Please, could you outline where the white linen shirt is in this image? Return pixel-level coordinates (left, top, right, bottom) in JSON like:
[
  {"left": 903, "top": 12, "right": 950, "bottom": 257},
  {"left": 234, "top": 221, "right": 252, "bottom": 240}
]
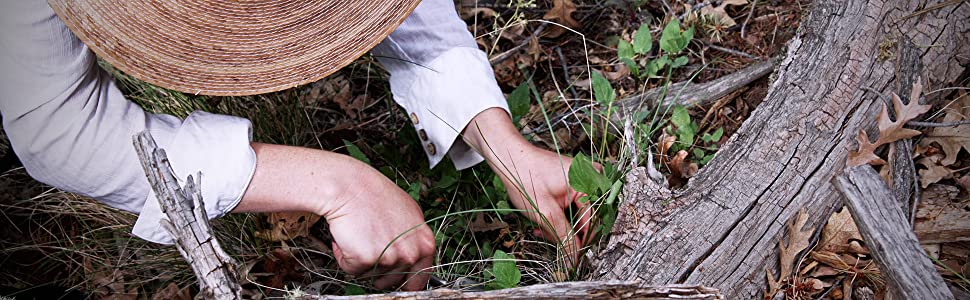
[{"left": 0, "top": 0, "right": 509, "bottom": 244}]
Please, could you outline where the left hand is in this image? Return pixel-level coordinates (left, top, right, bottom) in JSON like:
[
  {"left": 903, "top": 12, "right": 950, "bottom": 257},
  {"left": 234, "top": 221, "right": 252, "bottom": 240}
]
[{"left": 463, "top": 108, "right": 593, "bottom": 267}]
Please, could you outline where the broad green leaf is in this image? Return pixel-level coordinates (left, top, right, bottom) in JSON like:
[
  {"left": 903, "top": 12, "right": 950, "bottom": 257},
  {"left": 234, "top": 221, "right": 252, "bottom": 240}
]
[
  {"left": 489, "top": 250, "right": 521, "bottom": 289},
  {"left": 591, "top": 72, "right": 616, "bottom": 105},
  {"left": 568, "top": 153, "right": 611, "bottom": 195},
  {"left": 434, "top": 175, "right": 458, "bottom": 190},
  {"left": 342, "top": 140, "right": 371, "bottom": 164},
  {"left": 633, "top": 23, "right": 652, "bottom": 54},
  {"left": 605, "top": 180, "right": 623, "bottom": 205},
  {"left": 701, "top": 127, "right": 724, "bottom": 143},
  {"left": 507, "top": 82, "right": 531, "bottom": 122},
  {"left": 496, "top": 200, "right": 511, "bottom": 215},
  {"left": 660, "top": 20, "right": 693, "bottom": 54},
  {"left": 670, "top": 106, "right": 691, "bottom": 129},
  {"left": 671, "top": 55, "right": 689, "bottom": 68},
  {"left": 693, "top": 148, "right": 705, "bottom": 158},
  {"left": 617, "top": 39, "right": 634, "bottom": 60},
  {"left": 701, "top": 153, "right": 716, "bottom": 165},
  {"left": 492, "top": 174, "right": 507, "bottom": 196}
]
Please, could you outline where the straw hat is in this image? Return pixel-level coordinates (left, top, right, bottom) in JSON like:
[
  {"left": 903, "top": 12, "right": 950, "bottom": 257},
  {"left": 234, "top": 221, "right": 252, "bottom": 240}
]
[{"left": 48, "top": 0, "right": 421, "bottom": 96}]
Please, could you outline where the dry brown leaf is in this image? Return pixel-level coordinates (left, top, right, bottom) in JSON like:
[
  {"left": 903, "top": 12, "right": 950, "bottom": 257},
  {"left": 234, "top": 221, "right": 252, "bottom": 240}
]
[
  {"left": 810, "top": 250, "right": 852, "bottom": 270},
  {"left": 468, "top": 212, "right": 509, "bottom": 232},
  {"left": 698, "top": 0, "right": 749, "bottom": 26},
  {"left": 542, "top": 0, "right": 581, "bottom": 38},
  {"left": 818, "top": 207, "right": 863, "bottom": 253},
  {"left": 957, "top": 175, "right": 970, "bottom": 192},
  {"left": 669, "top": 150, "right": 699, "bottom": 178},
  {"left": 847, "top": 82, "right": 931, "bottom": 167},
  {"left": 658, "top": 133, "right": 676, "bottom": 165},
  {"left": 260, "top": 248, "right": 304, "bottom": 289},
  {"left": 917, "top": 156, "right": 954, "bottom": 188},
  {"left": 922, "top": 95, "right": 970, "bottom": 166},
  {"left": 778, "top": 210, "right": 816, "bottom": 281},
  {"left": 255, "top": 212, "right": 322, "bottom": 241}
]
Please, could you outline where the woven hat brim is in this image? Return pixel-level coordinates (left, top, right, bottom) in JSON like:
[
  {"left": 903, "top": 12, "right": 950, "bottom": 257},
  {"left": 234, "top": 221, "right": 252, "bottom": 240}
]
[{"left": 48, "top": 0, "right": 421, "bottom": 96}]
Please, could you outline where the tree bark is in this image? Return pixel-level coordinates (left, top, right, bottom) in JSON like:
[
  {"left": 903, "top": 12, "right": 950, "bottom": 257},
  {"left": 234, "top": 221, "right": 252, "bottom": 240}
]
[
  {"left": 133, "top": 132, "right": 242, "bottom": 300},
  {"left": 589, "top": 0, "right": 969, "bottom": 298},
  {"left": 303, "top": 282, "right": 722, "bottom": 300},
  {"left": 833, "top": 165, "right": 953, "bottom": 299}
]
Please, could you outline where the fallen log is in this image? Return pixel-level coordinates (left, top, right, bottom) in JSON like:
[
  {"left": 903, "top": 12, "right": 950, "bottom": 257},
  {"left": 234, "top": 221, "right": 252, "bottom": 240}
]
[
  {"left": 302, "top": 282, "right": 722, "bottom": 299},
  {"left": 589, "top": 0, "right": 968, "bottom": 298},
  {"left": 833, "top": 165, "right": 953, "bottom": 299}
]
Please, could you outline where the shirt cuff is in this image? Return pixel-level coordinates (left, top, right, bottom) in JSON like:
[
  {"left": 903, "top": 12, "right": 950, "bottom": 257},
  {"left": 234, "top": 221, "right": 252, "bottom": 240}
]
[
  {"left": 131, "top": 111, "right": 257, "bottom": 244},
  {"left": 387, "top": 47, "right": 511, "bottom": 170}
]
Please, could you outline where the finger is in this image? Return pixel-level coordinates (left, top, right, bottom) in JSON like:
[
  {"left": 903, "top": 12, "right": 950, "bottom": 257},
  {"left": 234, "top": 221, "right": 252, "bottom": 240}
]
[
  {"left": 533, "top": 207, "right": 581, "bottom": 267},
  {"left": 332, "top": 241, "right": 365, "bottom": 276},
  {"left": 402, "top": 254, "right": 433, "bottom": 291},
  {"left": 372, "top": 265, "right": 409, "bottom": 290},
  {"left": 571, "top": 191, "right": 594, "bottom": 246}
]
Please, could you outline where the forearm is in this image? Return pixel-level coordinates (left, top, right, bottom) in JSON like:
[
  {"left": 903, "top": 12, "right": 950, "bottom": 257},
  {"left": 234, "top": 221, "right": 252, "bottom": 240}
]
[
  {"left": 233, "top": 143, "right": 361, "bottom": 217},
  {"left": 462, "top": 108, "right": 532, "bottom": 171}
]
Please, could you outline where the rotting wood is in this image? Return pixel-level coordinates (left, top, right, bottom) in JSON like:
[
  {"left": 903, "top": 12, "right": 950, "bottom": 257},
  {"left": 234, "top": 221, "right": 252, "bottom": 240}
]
[
  {"left": 133, "top": 131, "right": 242, "bottom": 300},
  {"left": 589, "top": 0, "right": 969, "bottom": 297},
  {"left": 301, "top": 282, "right": 722, "bottom": 300},
  {"left": 913, "top": 184, "right": 970, "bottom": 244},
  {"left": 833, "top": 165, "right": 953, "bottom": 299}
]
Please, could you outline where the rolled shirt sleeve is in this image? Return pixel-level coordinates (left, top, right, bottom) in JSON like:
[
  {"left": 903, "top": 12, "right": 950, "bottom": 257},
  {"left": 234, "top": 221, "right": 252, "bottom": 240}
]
[
  {"left": 0, "top": 1, "right": 256, "bottom": 244},
  {"left": 372, "top": 0, "right": 511, "bottom": 170}
]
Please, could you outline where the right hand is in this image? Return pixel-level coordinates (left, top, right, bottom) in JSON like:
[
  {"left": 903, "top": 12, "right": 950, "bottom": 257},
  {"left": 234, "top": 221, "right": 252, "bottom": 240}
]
[
  {"left": 324, "top": 158, "right": 436, "bottom": 291},
  {"left": 236, "top": 144, "right": 435, "bottom": 291}
]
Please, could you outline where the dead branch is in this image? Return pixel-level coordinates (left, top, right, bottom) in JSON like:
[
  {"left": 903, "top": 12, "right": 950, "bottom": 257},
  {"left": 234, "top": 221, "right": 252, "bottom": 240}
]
[
  {"left": 133, "top": 131, "right": 242, "bottom": 300},
  {"left": 302, "top": 282, "right": 722, "bottom": 299},
  {"left": 833, "top": 165, "right": 953, "bottom": 299}
]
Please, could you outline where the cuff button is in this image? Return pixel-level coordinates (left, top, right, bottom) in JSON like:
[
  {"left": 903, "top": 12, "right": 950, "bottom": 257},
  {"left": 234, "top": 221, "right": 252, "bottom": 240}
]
[
  {"left": 410, "top": 113, "right": 419, "bottom": 124},
  {"left": 426, "top": 143, "right": 436, "bottom": 155},
  {"left": 418, "top": 129, "right": 428, "bottom": 141}
]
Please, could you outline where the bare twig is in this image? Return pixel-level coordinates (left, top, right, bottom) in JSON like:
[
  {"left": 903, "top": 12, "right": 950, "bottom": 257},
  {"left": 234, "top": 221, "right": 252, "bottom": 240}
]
[
  {"left": 741, "top": 0, "right": 758, "bottom": 38},
  {"left": 489, "top": 23, "right": 549, "bottom": 66},
  {"left": 907, "top": 120, "right": 970, "bottom": 127},
  {"left": 704, "top": 43, "right": 759, "bottom": 60}
]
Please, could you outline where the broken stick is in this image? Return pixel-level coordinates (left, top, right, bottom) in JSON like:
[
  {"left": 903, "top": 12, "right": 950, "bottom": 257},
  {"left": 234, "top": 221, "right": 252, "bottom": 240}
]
[
  {"left": 133, "top": 131, "right": 242, "bottom": 300},
  {"left": 833, "top": 165, "right": 953, "bottom": 300}
]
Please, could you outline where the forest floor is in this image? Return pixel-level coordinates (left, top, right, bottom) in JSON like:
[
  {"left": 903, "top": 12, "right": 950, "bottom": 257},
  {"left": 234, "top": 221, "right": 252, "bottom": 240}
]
[{"left": 1, "top": 0, "right": 967, "bottom": 299}]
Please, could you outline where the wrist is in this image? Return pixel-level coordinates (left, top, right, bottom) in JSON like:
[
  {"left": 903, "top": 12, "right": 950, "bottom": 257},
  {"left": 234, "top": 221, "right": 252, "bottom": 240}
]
[{"left": 463, "top": 108, "right": 531, "bottom": 161}]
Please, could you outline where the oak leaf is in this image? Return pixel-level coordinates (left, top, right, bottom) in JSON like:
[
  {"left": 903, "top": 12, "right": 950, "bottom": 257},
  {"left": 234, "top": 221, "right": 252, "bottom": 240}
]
[
  {"left": 917, "top": 156, "right": 954, "bottom": 188},
  {"left": 542, "top": 0, "right": 581, "bottom": 38},
  {"left": 698, "top": 0, "right": 749, "bottom": 27},
  {"left": 468, "top": 212, "right": 509, "bottom": 233},
  {"left": 255, "top": 211, "right": 322, "bottom": 241},
  {"left": 767, "top": 209, "right": 816, "bottom": 295},
  {"left": 818, "top": 207, "right": 863, "bottom": 253},
  {"left": 669, "top": 150, "right": 698, "bottom": 178},
  {"left": 921, "top": 95, "right": 970, "bottom": 166},
  {"left": 847, "top": 82, "right": 931, "bottom": 167}
]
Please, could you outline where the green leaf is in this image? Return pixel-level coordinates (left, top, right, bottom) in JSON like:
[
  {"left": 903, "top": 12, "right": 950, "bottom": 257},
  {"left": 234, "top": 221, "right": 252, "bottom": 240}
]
[
  {"left": 693, "top": 148, "right": 705, "bottom": 158},
  {"left": 344, "top": 285, "right": 366, "bottom": 296},
  {"left": 496, "top": 200, "right": 511, "bottom": 215},
  {"left": 670, "top": 106, "right": 691, "bottom": 129},
  {"left": 617, "top": 39, "right": 634, "bottom": 60},
  {"left": 407, "top": 182, "right": 421, "bottom": 201},
  {"left": 489, "top": 250, "right": 521, "bottom": 289},
  {"left": 507, "top": 81, "right": 531, "bottom": 122},
  {"left": 568, "top": 153, "right": 611, "bottom": 195},
  {"left": 701, "top": 127, "right": 724, "bottom": 143},
  {"left": 605, "top": 180, "right": 623, "bottom": 205},
  {"left": 342, "top": 140, "right": 371, "bottom": 164},
  {"left": 659, "top": 20, "right": 692, "bottom": 54},
  {"left": 434, "top": 175, "right": 458, "bottom": 190},
  {"left": 645, "top": 55, "right": 670, "bottom": 77},
  {"left": 619, "top": 57, "right": 640, "bottom": 78},
  {"left": 701, "top": 153, "right": 716, "bottom": 165},
  {"left": 671, "top": 55, "right": 689, "bottom": 68},
  {"left": 591, "top": 72, "right": 616, "bottom": 105},
  {"left": 633, "top": 23, "right": 652, "bottom": 54}
]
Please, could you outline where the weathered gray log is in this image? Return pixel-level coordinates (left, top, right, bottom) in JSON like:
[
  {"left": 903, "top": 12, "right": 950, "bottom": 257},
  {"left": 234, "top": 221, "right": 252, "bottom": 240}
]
[
  {"left": 914, "top": 184, "right": 970, "bottom": 243},
  {"left": 617, "top": 57, "right": 779, "bottom": 112},
  {"left": 133, "top": 132, "right": 242, "bottom": 300},
  {"left": 304, "top": 282, "right": 722, "bottom": 299},
  {"left": 833, "top": 165, "right": 953, "bottom": 299},
  {"left": 589, "top": 0, "right": 969, "bottom": 298}
]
